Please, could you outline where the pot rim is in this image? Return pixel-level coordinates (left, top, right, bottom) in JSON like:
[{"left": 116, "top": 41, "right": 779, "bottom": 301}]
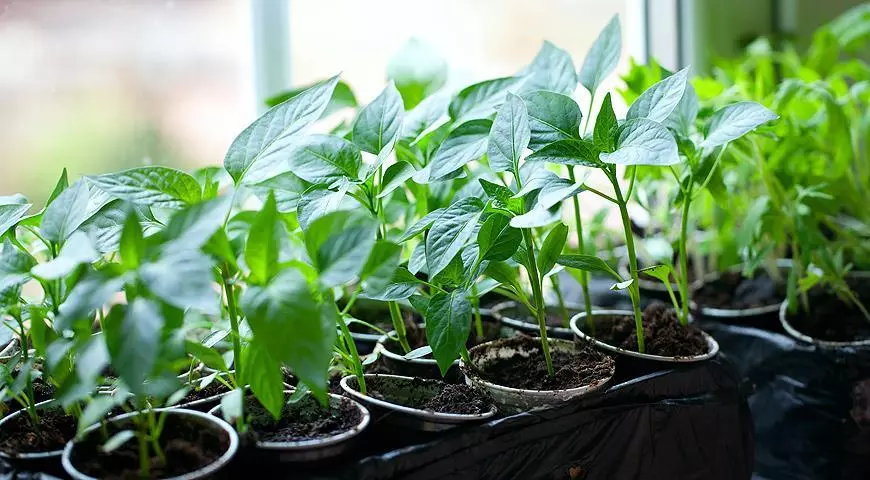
[
  {"left": 62, "top": 407, "right": 239, "bottom": 480},
  {"left": 778, "top": 299, "right": 870, "bottom": 348},
  {"left": 339, "top": 374, "right": 497, "bottom": 423},
  {"left": 0, "top": 399, "right": 66, "bottom": 460},
  {"left": 490, "top": 300, "right": 578, "bottom": 336},
  {"left": 207, "top": 390, "right": 370, "bottom": 450},
  {"left": 459, "top": 337, "right": 614, "bottom": 395},
  {"left": 691, "top": 259, "right": 793, "bottom": 317},
  {"left": 570, "top": 310, "right": 720, "bottom": 362}
]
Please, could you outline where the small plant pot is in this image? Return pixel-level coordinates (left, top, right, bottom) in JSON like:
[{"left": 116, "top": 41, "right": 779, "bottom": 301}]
[
  {"left": 460, "top": 337, "right": 615, "bottom": 413},
  {"left": 62, "top": 408, "right": 238, "bottom": 480},
  {"left": 489, "top": 300, "right": 580, "bottom": 339},
  {"left": 0, "top": 399, "right": 73, "bottom": 477},
  {"left": 208, "top": 390, "right": 370, "bottom": 463},
  {"left": 339, "top": 374, "right": 497, "bottom": 432},
  {"left": 570, "top": 310, "right": 719, "bottom": 379},
  {"left": 779, "top": 299, "right": 870, "bottom": 348}
]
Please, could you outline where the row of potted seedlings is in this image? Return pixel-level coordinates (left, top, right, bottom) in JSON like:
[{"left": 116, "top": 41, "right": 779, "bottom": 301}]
[{"left": 2, "top": 10, "right": 854, "bottom": 477}]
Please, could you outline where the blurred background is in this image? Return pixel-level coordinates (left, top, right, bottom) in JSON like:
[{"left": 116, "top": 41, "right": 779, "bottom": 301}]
[{"left": 0, "top": 0, "right": 865, "bottom": 206}]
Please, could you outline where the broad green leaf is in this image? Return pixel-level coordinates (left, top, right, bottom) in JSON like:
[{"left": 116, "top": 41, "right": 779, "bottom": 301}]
[
  {"left": 557, "top": 253, "right": 621, "bottom": 281},
  {"left": 578, "top": 15, "right": 622, "bottom": 94},
  {"left": 0, "top": 241, "right": 35, "bottom": 292},
  {"left": 627, "top": 67, "right": 689, "bottom": 123},
  {"left": 593, "top": 93, "right": 619, "bottom": 152},
  {"left": 477, "top": 213, "right": 522, "bottom": 261},
  {"left": 240, "top": 267, "right": 335, "bottom": 400},
  {"left": 484, "top": 261, "right": 523, "bottom": 294},
  {"left": 513, "top": 170, "right": 583, "bottom": 209},
  {"left": 520, "top": 41, "right": 577, "bottom": 95},
  {"left": 537, "top": 223, "right": 568, "bottom": 274},
  {"left": 56, "top": 272, "right": 124, "bottom": 331},
  {"left": 250, "top": 171, "right": 311, "bottom": 213},
  {"left": 185, "top": 340, "right": 228, "bottom": 372},
  {"left": 425, "top": 290, "right": 471, "bottom": 376},
  {"left": 448, "top": 76, "right": 524, "bottom": 124},
  {"left": 600, "top": 118, "right": 680, "bottom": 166},
  {"left": 427, "top": 120, "right": 492, "bottom": 182},
  {"left": 509, "top": 204, "right": 560, "bottom": 229},
  {"left": 119, "top": 210, "right": 144, "bottom": 271},
  {"left": 80, "top": 201, "right": 161, "bottom": 254},
  {"left": 701, "top": 102, "right": 779, "bottom": 149},
  {"left": 162, "top": 195, "right": 233, "bottom": 251},
  {"left": 220, "top": 388, "right": 244, "bottom": 424},
  {"left": 0, "top": 199, "right": 31, "bottom": 240},
  {"left": 361, "top": 267, "right": 421, "bottom": 301},
  {"left": 388, "top": 38, "right": 448, "bottom": 109},
  {"left": 264, "top": 78, "right": 356, "bottom": 115},
  {"left": 377, "top": 161, "right": 417, "bottom": 199},
  {"left": 526, "top": 138, "right": 601, "bottom": 167},
  {"left": 296, "top": 183, "right": 353, "bottom": 230},
  {"left": 243, "top": 343, "right": 284, "bottom": 419},
  {"left": 353, "top": 82, "right": 405, "bottom": 155},
  {"left": 638, "top": 264, "right": 673, "bottom": 283},
  {"left": 88, "top": 167, "right": 201, "bottom": 209},
  {"left": 360, "top": 240, "right": 402, "bottom": 293},
  {"left": 401, "top": 91, "right": 450, "bottom": 143},
  {"left": 425, "top": 197, "right": 485, "bottom": 278},
  {"left": 286, "top": 134, "right": 362, "bottom": 186},
  {"left": 102, "top": 430, "right": 136, "bottom": 453},
  {"left": 225, "top": 75, "right": 339, "bottom": 183},
  {"left": 488, "top": 93, "right": 530, "bottom": 175},
  {"left": 523, "top": 90, "right": 582, "bottom": 149},
  {"left": 140, "top": 249, "right": 219, "bottom": 315},
  {"left": 40, "top": 180, "right": 106, "bottom": 244},
  {"left": 479, "top": 179, "right": 522, "bottom": 213},
  {"left": 304, "top": 210, "right": 378, "bottom": 288},
  {"left": 31, "top": 231, "right": 99, "bottom": 280},
  {"left": 398, "top": 207, "right": 446, "bottom": 242},
  {"left": 245, "top": 193, "right": 284, "bottom": 285},
  {"left": 664, "top": 83, "right": 699, "bottom": 138},
  {"left": 104, "top": 300, "right": 164, "bottom": 394}
]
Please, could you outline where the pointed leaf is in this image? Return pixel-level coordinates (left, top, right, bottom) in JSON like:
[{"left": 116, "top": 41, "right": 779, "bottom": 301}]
[
  {"left": 477, "top": 213, "right": 522, "bottom": 261},
  {"left": 448, "top": 76, "right": 524, "bottom": 123},
  {"left": 377, "top": 161, "right": 416, "bottom": 199},
  {"left": 388, "top": 38, "right": 448, "bottom": 109},
  {"left": 353, "top": 82, "right": 405, "bottom": 155},
  {"left": 488, "top": 93, "right": 530, "bottom": 175},
  {"left": 428, "top": 119, "right": 492, "bottom": 181},
  {"left": 118, "top": 210, "right": 144, "bottom": 271},
  {"left": 600, "top": 118, "right": 680, "bottom": 166},
  {"left": 578, "top": 15, "right": 622, "bottom": 94},
  {"left": 245, "top": 193, "right": 284, "bottom": 285},
  {"left": 361, "top": 267, "right": 422, "bottom": 301},
  {"left": 593, "top": 93, "right": 618, "bottom": 152},
  {"left": 537, "top": 223, "right": 568, "bottom": 274},
  {"left": 286, "top": 134, "right": 362, "bottom": 185},
  {"left": 426, "top": 290, "right": 471, "bottom": 376},
  {"left": 557, "top": 254, "right": 621, "bottom": 281},
  {"left": 520, "top": 41, "right": 577, "bottom": 95},
  {"left": 88, "top": 167, "right": 201, "bottom": 209},
  {"left": 526, "top": 138, "right": 602, "bottom": 167},
  {"left": 523, "top": 90, "right": 582, "bottom": 149},
  {"left": 31, "top": 231, "right": 99, "bottom": 280},
  {"left": 304, "top": 210, "right": 378, "bottom": 288},
  {"left": 701, "top": 102, "right": 779, "bottom": 149},
  {"left": 627, "top": 67, "right": 689, "bottom": 123},
  {"left": 104, "top": 300, "right": 164, "bottom": 394},
  {"left": 140, "top": 249, "right": 219, "bottom": 314},
  {"left": 425, "top": 198, "right": 485, "bottom": 278},
  {"left": 243, "top": 343, "right": 284, "bottom": 419}
]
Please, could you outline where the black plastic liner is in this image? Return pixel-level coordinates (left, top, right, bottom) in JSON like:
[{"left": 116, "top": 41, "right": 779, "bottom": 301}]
[{"left": 704, "top": 322, "right": 870, "bottom": 480}]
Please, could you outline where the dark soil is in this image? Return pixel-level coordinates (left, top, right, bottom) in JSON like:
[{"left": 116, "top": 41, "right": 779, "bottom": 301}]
[
  {"left": 70, "top": 413, "right": 229, "bottom": 479},
  {"left": 364, "top": 377, "right": 493, "bottom": 414},
  {"left": 469, "top": 336, "right": 614, "bottom": 390},
  {"left": 695, "top": 270, "right": 785, "bottom": 309},
  {"left": 247, "top": 394, "right": 361, "bottom": 443},
  {"left": 789, "top": 280, "right": 870, "bottom": 342},
  {"left": 593, "top": 303, "right": 709, "bottom": 357},
  {"left": 179, "top": 380, "right": 232, "bottom": 405},
  {"left": 0, "top": 407, "right": 76, "bottom": 454},
  {"left": 499, "top": 305, "right": 579, "bottom": 329}
]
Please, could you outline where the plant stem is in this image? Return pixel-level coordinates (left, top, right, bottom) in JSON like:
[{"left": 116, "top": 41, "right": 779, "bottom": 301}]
[
  {"left": 335, "top": 311, "right": 366, "bottom": 394},
  {"left": 221, "top": 265, "right": 243, "bottom": 384},
  {"left": 459, "top": 345, "right": 471, "bottom": 364},
  {"left": 521, "top": 230, "right": 554, "bottom": 376},
  {"left": 568, "top": 167, "right": 594, "bottom": 332},
  {"left": 471, "top": 283, "right": 484, "bottom": 340},
  {"left": 550, "top": 275, "right": 570, "bottom": 328},
  {"left": 611, "top": 173, "right": 646, "bottom": 353},
  {"left": 677, "top": 183, "right": 692, "bottom": 326},
  {"left": 387, "top": 301, "right": 411, "bottom": 353}
]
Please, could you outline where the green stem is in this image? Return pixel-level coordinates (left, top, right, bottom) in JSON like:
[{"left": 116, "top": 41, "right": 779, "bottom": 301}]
[
  {"left": 521, "top": 230, "right": 554, "bottom": 376},
  {"left": 550, "top": 275, "right": 570, "bottom": 328},
  {"left": 221, "top": 265, "right": 243, "bottom": 384},
  {"left": 388, "top": 301, "right": 411, "bottom": 353},
  {"left": 568, "top": 167, "right": 594, "bottom": 332},
  {"left": 471, "top": 283, "right": 484, "bottom": 340},
  {"left": 459, "top": 345, "right": 471, "bottom": 364},
  {"left": 336, "top": 311, "right": 366, "bottom": 394},
  {"left": 611, "top": 172, "right": 645, "bottom": 353},
  {"left": 677, "top": 183, "right": 692, "bottom": 326}
]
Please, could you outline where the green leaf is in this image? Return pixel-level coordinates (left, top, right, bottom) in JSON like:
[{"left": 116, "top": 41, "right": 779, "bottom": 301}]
[
  {"left": 664, "top": 83, "right": 699, "bottom": 138},
  {"left": 40, "top": 180, "right": 110, "bottom": 244},
  {"left": 80, "top": 201, "right": 161, "bottom": 254},
  {"left": 484, "top": 261, "right": 523, "bottom": 293},
  {"left": 140, "top": 249, "right": 219, "bottom": 315},
  {"left": 88, "top": 167, "right": 201, "bottom": 209},
  {"left": 513, "top": 170, "right": 583, "bottom": 209},
  {"left": 425, "top": 290, "right": 471, "bottom": 376},
  {"left": 119, "top": 210, "right": 144, "bottom": 271},
  {"left": 245, "top": 193, "right": 284, "bottom": 285},
  {"left": 264, "top": 78, "right": 356, "bottom": 115},
  {"left": 0, "top": 200, "right": 31, "bottom": 240},
  {"left": 479, "top": 179, "right": 522, "bottom": 213},
  {"left": 401, "top": 91, "right": 450, "bottom": 142},
  {"left": 578, "top": 15, "right": 621, "bottom": 95},
  {"left": 427, "top": 119, "right": 492, "bottom": 182},
  {"left": 398, "top": 207, "right": 445, "bottom": 242},
  {"left": 225, "top": 75, "right": 339, "bottom": 184},
  {"left": 250, "top": 171, "right": 310, "bottom": 213},
  {"left": 520, "top": 41, "right": 577, "bottom": 95},
  {"left": 104, "top": 300, "right": 164, "bottom": 394},
  {"left": 360, "top": 240, "right": 402, "bottom": 293},
  {"left": 185, "top": 340, "right": 228, "bottom": 372},
  {"left": 305, "top": 210, "right": 378, "bottom": 288},
  {"left": 701, "top": 102, "right": 779, "bottom": 149},
  {"left": 523, "top": 90, "right": 582, "bottom": 149},
  {"left": 477, "top": 213, "right": 522, "bottom": 261},
  {"left": 627, "top": 67, "right": 689, "bottom": 123},
  {"left": 240, "top": 267, "right": 335, "bottom": 400},
  {"left": 0, "top": 240, "right": 35, "bottom": 292},
  {"left": 388, "top": 38, "right": 448, "bottom": 109},
  {"left": 296, "top": 184, "right": 353, "bottom": 230},
  {"left": 353, "top": 81, "right": 405, "bottom": 155},
  {"left": 243, "top": 343, "right": 284, "bottom": 419},
  {"left": 57, "top": 271, "right": 124, "bottom": 331},
  {"left": 488, "top": 93, "right": 530, "bottom": 175},
  {"left": 600, "top": 118, "right": 680, "bottom": 166},
  {"left": 286, "top": 134, "right": 362, "bottom": 186},
  {"left": 361, "top": 267, "right": 422, "bottom": 301},
  {"left": 377, "top": 161, "right": 417, "bottom": 199},
  {"left": 101, "top": 430, "right": 136, "bottom": 453},
  {"left": 78, "top": 395, "right": 116, "bottom": 435},
  {"left": 593, "top": 93, "right": 619, "bottom": 152},
  {"left": 448, "top": 76, "right": 524, "bottom": 124},
  {"left": 509, "top": 204, "right": 561, "bottom": 229},
  {"left": 638, "top": 264, "right": 674, "bottom": 283},
  {"left": 31, "top": 231, "right": 99, "bottom": 280},
  {"left": 537, "top": 223, "right": 568, "bottom": 274},
  {"left": 425, "top": 197, "right": 485, "bottom": 278},
  {"left": 162, "top": 195, "right": 233, "bottom": 251},
  {"left": 557, "top": 254, "right": 621, "bottom": 281},
  {"left": 220, "top": 388, "right": 244, "bottom": 424},
  {"left": 526, "top": 138, "right": 601, "bottom": 167}
]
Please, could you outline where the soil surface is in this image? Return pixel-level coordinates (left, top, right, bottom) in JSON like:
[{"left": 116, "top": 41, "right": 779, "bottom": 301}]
[
  {"left": 70, "top": 413, "right": 229, "bottom": 479},
  {"left": 364, "top": 377, "right": 493, "bottom": 415},
  {"left": 247, "top": 394, "right": 361, "bottom": 443},
  {"left": 499, "top": 304, "right": 579, "bottom": 329},
  {"left": 789, "top": 280, "right": 870, "bottom": 342},
  {"left": 0, "top": 407, "right": 76, "bottom": 454},
  {"left": 1, "top": 378, "right": 55, "bottom": 416},
  {"left": 470, "top": 336, "right": 614, "bottom": 390},
  {"left": 179, "top": 379, "right": 232, "bottom": 405},
  {"left": 694, "top": 270, "right": 785, "bottom": 309},
  {"left": 593, "top": 303, "right": 709, "bottom": 357}
]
